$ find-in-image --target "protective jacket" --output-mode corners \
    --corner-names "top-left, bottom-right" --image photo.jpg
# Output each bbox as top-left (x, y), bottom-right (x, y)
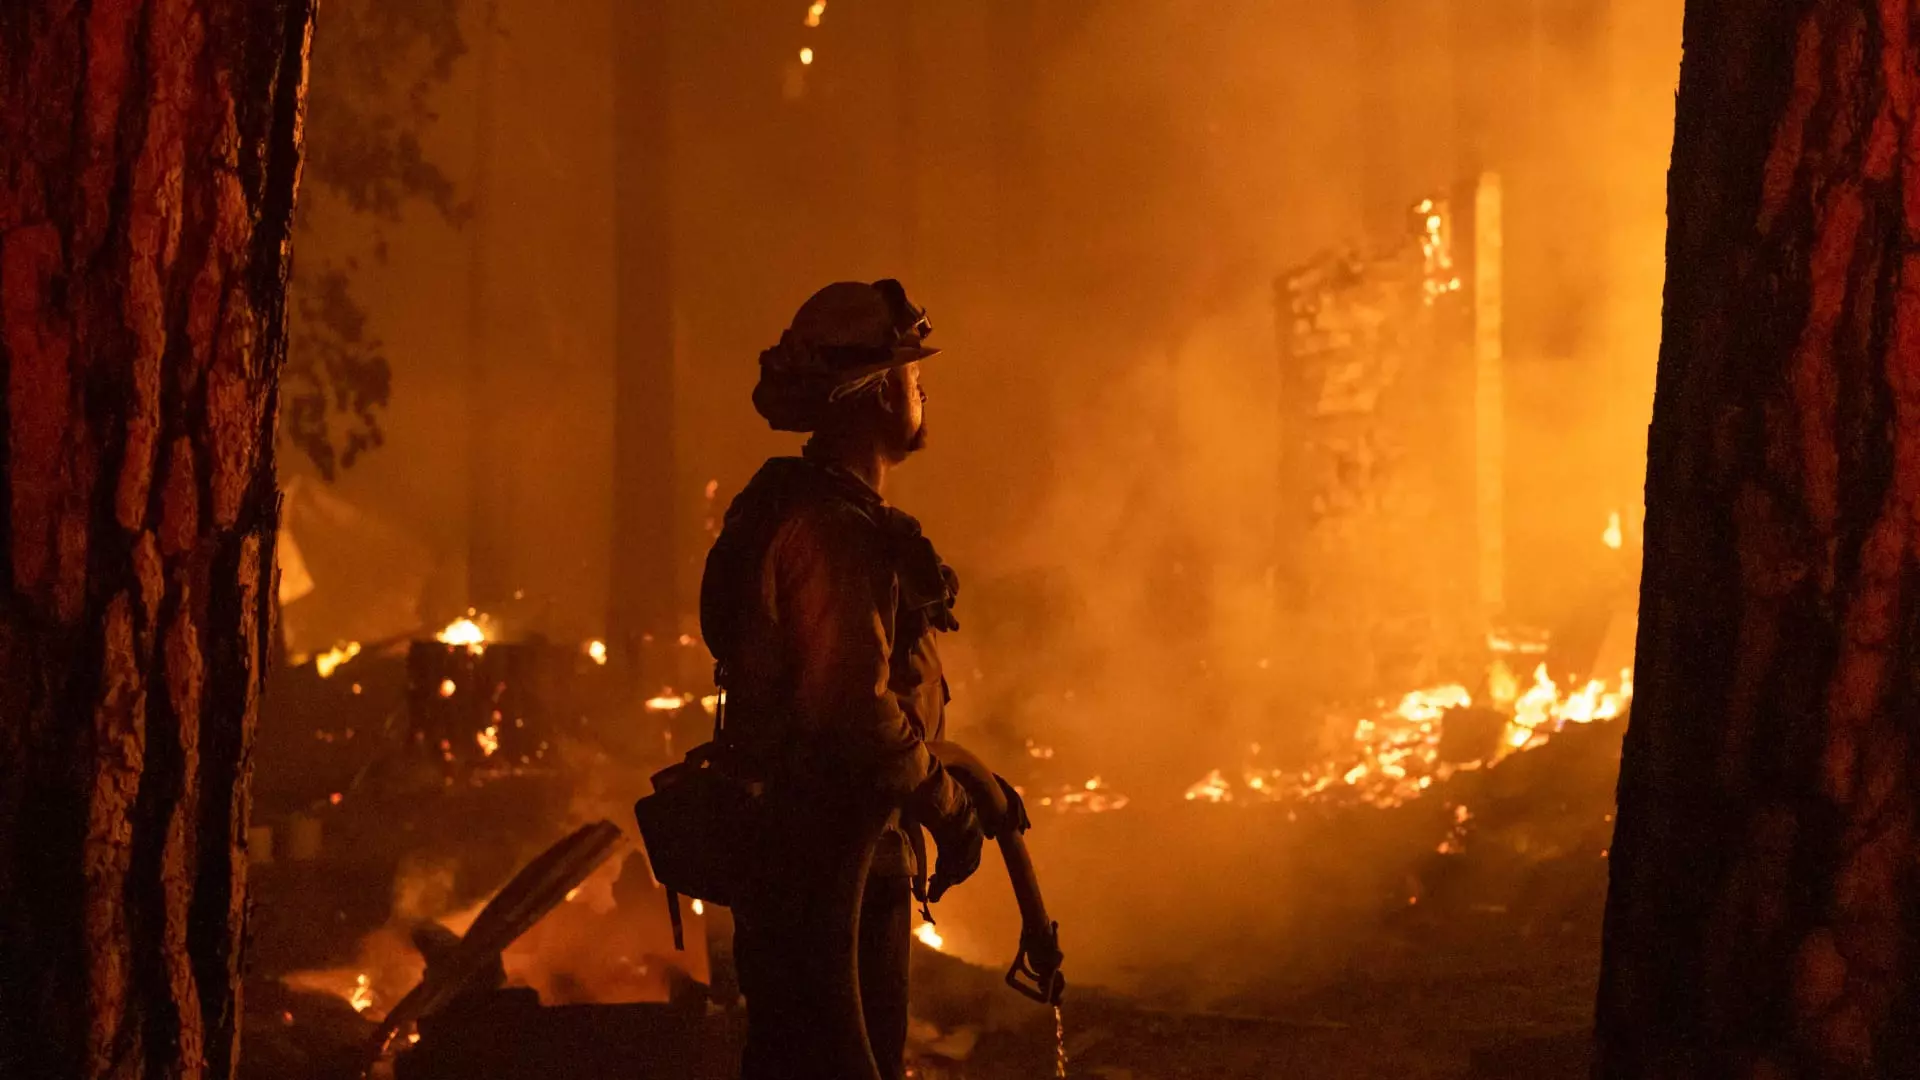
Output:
top-left (699, 449), bottom-right (966, 876)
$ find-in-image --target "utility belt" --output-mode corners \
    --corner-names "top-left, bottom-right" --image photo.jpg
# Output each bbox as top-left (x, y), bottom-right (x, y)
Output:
top-left (632, 672), bottom-right (762, 950)
top-left (632, 677), bottom-right (936, 948)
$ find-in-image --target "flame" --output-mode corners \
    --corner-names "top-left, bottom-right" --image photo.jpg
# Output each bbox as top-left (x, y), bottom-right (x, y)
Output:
top-left (1604, 511), bottom-right (1625, 550)
top-left (1184, 769), bottom-right (1234, 804)
top-left (476, 725), bottom-right (500, 757)
top-left (1487, 657), bottom-right (1519, 708)
top-left (1050, 776), bottom-right (1129, 814)
top-left (646, 690), bottom-right (690, 712)
top-left (914, 922), bottom-right (944, 950)
top-left (437, 615), bottom-right (489, 650)
top-left (1186, 660), bottom-right (1635, 809)
top-left (314, 642), bottom-right (361, 679)
top-left (1417, 196), bottom-right (1463, 304)
top-left (348, 973), bottom-right (374, 1014)
top-left (586, 640), bottom-right (609, 665)
top-left (1395, 684), bottom-right (1471, 724)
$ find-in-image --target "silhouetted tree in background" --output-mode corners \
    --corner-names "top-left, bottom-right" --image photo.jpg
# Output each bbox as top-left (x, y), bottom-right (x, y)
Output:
top-left (285, 0), bottom-right (467, 481)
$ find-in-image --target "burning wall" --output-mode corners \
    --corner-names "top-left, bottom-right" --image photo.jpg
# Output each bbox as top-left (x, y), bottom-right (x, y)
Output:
top-left (1274, 186), bottom-right (1494, 700)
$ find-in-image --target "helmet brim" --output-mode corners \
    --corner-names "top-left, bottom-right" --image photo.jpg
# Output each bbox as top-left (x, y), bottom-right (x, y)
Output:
top-left (829, 344), bottom-right (943, 387)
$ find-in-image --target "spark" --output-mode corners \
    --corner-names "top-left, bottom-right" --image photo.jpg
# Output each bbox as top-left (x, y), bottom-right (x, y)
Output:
top-left (439, 679), bottom-right (457, 698)
top-left (692, 899), bottom-right (705, 916)
top-left (805, 0), bottom-right (826, 27)
top-left (799, 46), bottom-right (814, 65)
top-left (476, 725), bottom-right (499, 757)
top-left (586, 639), bottom-right (608, 665)
top-left (1603, 510), bottom-right (1624, 550)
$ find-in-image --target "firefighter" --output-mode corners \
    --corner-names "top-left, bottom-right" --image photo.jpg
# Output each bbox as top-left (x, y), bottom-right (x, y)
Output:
top-left (699, 280), bottom-right (984, 1080)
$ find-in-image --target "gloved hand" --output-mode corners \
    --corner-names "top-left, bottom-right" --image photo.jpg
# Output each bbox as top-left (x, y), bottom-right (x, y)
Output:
top-left (926, 800), bottom-right (984, 903)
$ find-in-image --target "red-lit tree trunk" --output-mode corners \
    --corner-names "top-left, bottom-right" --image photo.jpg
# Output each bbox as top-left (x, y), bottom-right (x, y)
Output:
top-left (0, 2), bottom-right (313, 1078)
top-left (1598, 2), bottom-right (1920, 1074)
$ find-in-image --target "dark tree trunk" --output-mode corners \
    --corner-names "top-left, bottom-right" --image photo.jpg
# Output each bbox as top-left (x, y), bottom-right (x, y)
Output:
top-left (1598, 1), bottom-right (1920, 1075)
top-left (0, 1), bottom-right (313, 1078)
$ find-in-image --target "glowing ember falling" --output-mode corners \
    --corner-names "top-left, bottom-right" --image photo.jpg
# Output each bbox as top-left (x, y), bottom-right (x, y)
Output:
top-left (586, 639), bottom-right (609, 665)
top-left (692, 899), bottom-right (705, 916)
top-left (476, 724), bottom-right (500, 757)
top-left (804, 0), bottom-right (826, 27)
top-left (1603, 510), bottom-right (1625, 549)
top-left (798, 46), bottom-right (814, 66)
top-left (439, 678), bottom-right (457, 699)
top-left (314, 641), bottom-right (360, 678)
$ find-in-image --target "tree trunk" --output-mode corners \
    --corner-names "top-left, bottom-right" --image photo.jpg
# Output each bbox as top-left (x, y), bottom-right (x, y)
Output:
top-left (1598, 2), bottom-right (1920, 1074)
top-left (0, 2), bottom-right (313, 1078)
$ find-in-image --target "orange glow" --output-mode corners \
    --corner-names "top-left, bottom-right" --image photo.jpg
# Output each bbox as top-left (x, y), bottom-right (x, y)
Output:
top-left (799, 47), bottom-right (814, 66)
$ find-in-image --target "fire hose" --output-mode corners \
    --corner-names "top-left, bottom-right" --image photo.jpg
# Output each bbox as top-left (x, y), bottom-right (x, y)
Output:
top-left (813, 741), bottom-right (1066, 1080)
top-left (359, 745), bottom-right (1062, 1078)
top-left (925, 740), bottom-right (1067, 1008)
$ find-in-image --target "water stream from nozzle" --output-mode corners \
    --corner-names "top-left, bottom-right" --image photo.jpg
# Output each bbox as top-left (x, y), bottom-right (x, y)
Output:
top-left (1054, 1005), bottom-right (1068, 1078)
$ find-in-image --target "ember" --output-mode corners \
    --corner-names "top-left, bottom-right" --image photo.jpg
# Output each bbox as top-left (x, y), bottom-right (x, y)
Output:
top-left (437, 615), bottom-right (491, 651)
top-left (315, 642), bottom-right (361, 679)
top-left (349, 974), bottom-right (374, 1014)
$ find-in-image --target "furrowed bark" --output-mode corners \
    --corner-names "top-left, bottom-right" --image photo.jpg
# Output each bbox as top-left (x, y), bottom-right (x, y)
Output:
top-left (0, 1), bottom-right (312, 1077)
top-left (1599, 0), bottom-right (1920, 1074)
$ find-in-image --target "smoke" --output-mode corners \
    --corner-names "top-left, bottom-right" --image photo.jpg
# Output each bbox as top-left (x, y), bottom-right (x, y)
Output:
top-left (907, 0), bottom-right (1682, 989)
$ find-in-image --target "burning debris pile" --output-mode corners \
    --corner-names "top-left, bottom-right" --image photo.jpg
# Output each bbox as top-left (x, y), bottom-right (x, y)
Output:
top-left (1183, 652), bottom-right (1631, 810)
